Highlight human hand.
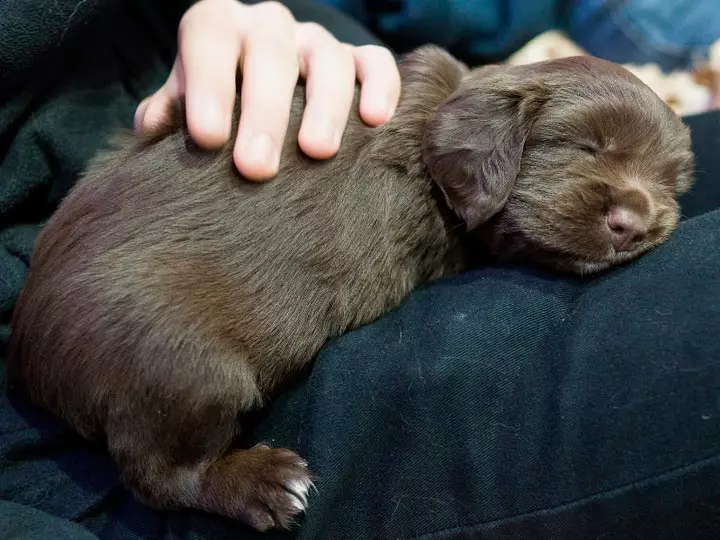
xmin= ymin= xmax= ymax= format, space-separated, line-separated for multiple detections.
xmin=134 ymin=0 xmax=401 ymax=180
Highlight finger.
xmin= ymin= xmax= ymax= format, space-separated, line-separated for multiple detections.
xmin=352 ymin=45 xmax=401 ymax=126
xmin=133 ymin=96 xmax=152 ymax=133
xmin=178 ymin=6 xmax=242 ymax=149
xmin=233 ymin=3 xmax=299 ymax=180
xmin=134 ymin=59 xmax=184 ymax=134
xmin=296 ymin=23 xmax=355 ymax=159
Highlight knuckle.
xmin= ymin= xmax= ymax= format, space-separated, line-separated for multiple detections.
xmin=253 ymin=1 xmax=295 ymax=24
xmin=356 ymin=44 xmax=395 ymax=63
xmin=178 ymin=9 xmax=197 ymax=35
xmin=179 ymin=0 xmax=237 ymax=36
xmin=298 ymin=22 xmax=333 ymax=43
xmin=299 ymin=27 xmax=354 ymax=74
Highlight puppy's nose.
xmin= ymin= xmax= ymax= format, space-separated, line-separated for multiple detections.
xmin=606 ymin=206 xmax=649 ymax=252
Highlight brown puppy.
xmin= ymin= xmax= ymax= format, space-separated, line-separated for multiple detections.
xmin=6 ymin=46 xmax=693 ymax=531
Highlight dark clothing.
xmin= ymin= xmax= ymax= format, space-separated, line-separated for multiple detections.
xmin=1 ymin=1 xmax=718 ymax=539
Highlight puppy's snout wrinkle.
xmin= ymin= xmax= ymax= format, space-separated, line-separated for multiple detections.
xmin=606 ymin=206 xmax=649 ymax=252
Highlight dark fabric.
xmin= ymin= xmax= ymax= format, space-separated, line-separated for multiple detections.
xmin=1 ymin=1 xmax=719 ymax=539
xmin=677 ymin=111 xmax=720 ymax=220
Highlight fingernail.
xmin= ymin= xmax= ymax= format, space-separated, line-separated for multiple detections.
xmin=308 ymin=114 xmax=339 ymax=147
xmin=246 ymin=133 xmax=277 ymax=168
xmin=366 ymin=94 xmax=390 ymax=118
xmin=202 ymin=99 xmax=224 ymax=133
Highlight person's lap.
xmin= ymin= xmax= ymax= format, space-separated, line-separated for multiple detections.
xmin=0 ymin=1 xmax=718 ymax=539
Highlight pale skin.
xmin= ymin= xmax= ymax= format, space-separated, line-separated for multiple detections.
xmin=134 ymin=0 xmax=402 ymax=181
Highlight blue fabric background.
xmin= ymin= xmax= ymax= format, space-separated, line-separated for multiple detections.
xmin=319 ymin=0 xmax=720 ymax=70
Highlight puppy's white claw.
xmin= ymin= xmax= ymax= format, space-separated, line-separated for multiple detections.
xmin=286 ymin=476 xmax=314 ymax=509
xmin=288 ymin=492 xmax=306 ymax=512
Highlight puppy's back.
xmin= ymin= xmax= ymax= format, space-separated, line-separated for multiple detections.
xmin=8 ymin=68 xmax=461 ymax=407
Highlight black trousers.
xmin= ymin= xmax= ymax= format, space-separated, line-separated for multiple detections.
xmin=0 ymin=1 xmax=718 ymax=539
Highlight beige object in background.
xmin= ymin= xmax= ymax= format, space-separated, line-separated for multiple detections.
xmin=507 ymin=31 xmax=719 ymax=117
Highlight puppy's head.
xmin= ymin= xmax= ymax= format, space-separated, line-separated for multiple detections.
xmin=423 ymin=55 xmax=694 ymax=275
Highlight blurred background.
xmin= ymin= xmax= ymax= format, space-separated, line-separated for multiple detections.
xmin=319 ymin=0 xmax=720 ymax=116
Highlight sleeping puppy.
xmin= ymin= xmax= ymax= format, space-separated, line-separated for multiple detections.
xmin=7 ymin=46 xmax=693 ymax=531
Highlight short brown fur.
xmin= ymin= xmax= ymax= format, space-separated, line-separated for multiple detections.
xmin=6 ymin=46 xmax=693 ymax=531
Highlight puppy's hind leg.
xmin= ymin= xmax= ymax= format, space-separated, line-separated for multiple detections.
xmin=105 ymin=344 xmax=313 ymax=531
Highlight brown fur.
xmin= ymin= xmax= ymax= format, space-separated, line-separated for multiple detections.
xmin=6 ymin=46 xmax=693 ymax=531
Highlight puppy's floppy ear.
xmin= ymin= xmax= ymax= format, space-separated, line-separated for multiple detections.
xmin=423 ymin=65 xmax=548 ymax=230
